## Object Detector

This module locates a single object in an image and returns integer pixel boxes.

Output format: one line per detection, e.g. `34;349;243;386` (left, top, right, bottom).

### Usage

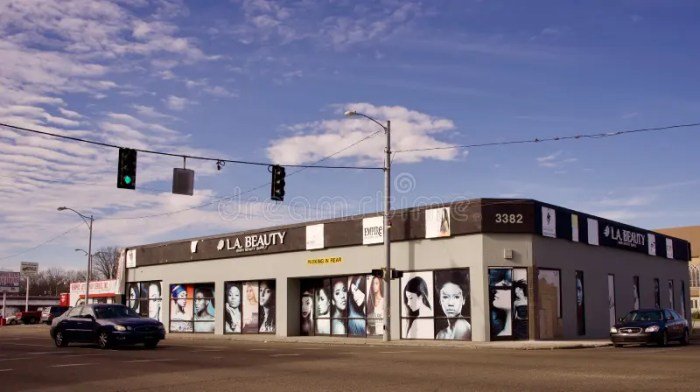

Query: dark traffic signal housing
117;148;137;189
270;164;286;201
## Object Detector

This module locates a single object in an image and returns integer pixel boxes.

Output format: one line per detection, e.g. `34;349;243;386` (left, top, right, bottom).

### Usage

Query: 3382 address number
495;213;524;224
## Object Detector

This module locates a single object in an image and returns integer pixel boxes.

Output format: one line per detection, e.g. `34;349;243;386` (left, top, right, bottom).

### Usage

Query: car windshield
94;306;140;319
623;310;662;322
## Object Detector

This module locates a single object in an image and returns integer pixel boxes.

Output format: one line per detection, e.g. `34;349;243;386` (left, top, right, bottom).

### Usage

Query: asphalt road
1;326;699;391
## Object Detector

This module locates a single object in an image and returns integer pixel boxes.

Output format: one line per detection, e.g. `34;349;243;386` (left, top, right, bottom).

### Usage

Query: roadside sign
0;271;21;293
20;262;39;277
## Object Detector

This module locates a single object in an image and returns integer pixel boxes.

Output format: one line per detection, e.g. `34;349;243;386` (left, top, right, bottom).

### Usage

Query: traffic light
117;148;137;189
391;269;404;280
371;269;384;279
270;165;286;201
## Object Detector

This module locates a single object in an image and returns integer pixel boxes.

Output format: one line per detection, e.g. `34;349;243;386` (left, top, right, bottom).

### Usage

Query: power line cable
0;122;383;171
0;223;84;261
394;122;700;153
100;129;385;221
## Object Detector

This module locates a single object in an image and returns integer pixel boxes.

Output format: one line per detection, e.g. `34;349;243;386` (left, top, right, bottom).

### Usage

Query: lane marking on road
3;343;49;348
270;353;301;357
0;357;33;362
0;369;13;372
377;350;419;354
50;363;92;368
297;347;323;350
192;349;224;352
248;348;275;352
61;353;108;358
28;351;62;355
122;359;176;363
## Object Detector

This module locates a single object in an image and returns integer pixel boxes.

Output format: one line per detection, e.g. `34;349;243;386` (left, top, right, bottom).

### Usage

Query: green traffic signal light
124;176;132;185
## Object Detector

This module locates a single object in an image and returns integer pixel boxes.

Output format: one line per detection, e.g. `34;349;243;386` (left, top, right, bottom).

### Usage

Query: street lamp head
344;110;357;117
57;207;66;211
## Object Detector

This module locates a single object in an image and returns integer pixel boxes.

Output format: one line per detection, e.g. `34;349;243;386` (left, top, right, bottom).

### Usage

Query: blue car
50;304;165;349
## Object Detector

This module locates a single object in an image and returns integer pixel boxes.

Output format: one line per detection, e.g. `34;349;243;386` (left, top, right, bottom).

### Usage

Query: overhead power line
0;122;383;171
0;223;84;261
394;122;700;153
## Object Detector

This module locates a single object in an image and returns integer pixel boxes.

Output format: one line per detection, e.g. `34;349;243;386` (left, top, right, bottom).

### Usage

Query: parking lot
2;325;700;391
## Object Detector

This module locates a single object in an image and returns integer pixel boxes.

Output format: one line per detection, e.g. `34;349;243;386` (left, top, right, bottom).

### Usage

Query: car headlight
610;327;618;333
114;325;127;331
644;325;660;333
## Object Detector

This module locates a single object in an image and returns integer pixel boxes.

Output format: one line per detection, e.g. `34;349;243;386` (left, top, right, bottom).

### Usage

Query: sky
1;0;699;272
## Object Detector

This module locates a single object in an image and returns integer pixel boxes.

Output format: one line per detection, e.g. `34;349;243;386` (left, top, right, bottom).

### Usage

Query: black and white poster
433;269;471;341
401;271;434;339
654;278;661;309
224;282;242;333
668;280;674;310
145;282;162;321
512;268;528;340
633;276;640;310
489;268;512;339
576;271;585;336
193;285;215;333
541;206;556;238
315;279;331;335
258;280;275;333
366;275;384;336
347;275;367;337
300;281;314;336
127;283;140;314
331;277;348;335
242;281;259;333
607;275;616;327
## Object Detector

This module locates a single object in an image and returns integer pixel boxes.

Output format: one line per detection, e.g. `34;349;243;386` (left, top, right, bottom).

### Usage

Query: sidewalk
166;333;612;350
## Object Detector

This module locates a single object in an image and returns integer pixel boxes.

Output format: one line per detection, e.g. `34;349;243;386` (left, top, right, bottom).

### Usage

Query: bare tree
22;267;86;296
92;247;120;280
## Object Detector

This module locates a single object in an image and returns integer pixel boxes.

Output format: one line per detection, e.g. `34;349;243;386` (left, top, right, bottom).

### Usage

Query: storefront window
400;268;472;341
169;283;215;333
576;271;585;336
608;274;616;327
633;276;640;310
654;278;661;308
488;268;528;340
126;281;162;322
668;280;675;310
224;280;276;334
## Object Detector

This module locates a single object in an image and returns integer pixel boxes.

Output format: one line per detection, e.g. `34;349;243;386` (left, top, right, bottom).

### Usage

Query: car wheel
54;330;69;348
680;329;689;346
613;343;623;348
659;331;668;347
144;340;159;349
97;331;111;350
28;317;36;324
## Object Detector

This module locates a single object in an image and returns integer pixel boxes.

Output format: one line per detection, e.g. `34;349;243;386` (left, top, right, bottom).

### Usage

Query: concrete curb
163;333;612;350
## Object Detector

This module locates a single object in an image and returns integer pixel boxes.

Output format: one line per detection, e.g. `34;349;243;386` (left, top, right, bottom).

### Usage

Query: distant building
656;226;699;315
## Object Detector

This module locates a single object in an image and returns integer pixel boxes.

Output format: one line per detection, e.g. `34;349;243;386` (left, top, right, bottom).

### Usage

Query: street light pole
344;110;392;342
58;207;93;306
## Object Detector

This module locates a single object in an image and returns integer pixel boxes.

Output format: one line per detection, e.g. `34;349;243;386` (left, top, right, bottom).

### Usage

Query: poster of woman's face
633;276;640;310
147;282;162;321
433;269;471;341
300;281;315;336
128;283;140;314
489;268;513;339
576;271;585;336
401;271;434;339
331;277;348;335
654;279;660;308
347;275;367;337
193;285;215;333
258;280;275;333
512;268;528;340
425;207;451;239
315;279;331;335
169;284;193;332
225;282;242;333
366;275;384;336
242;281;259;333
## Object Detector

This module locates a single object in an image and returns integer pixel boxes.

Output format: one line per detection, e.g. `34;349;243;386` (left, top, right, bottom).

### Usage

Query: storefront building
656;226;700;316
125;199;691;341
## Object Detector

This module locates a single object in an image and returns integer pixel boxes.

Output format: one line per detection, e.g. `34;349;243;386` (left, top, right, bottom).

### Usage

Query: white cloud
165;95;188;111
267;103;459;165
536;151;577;168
